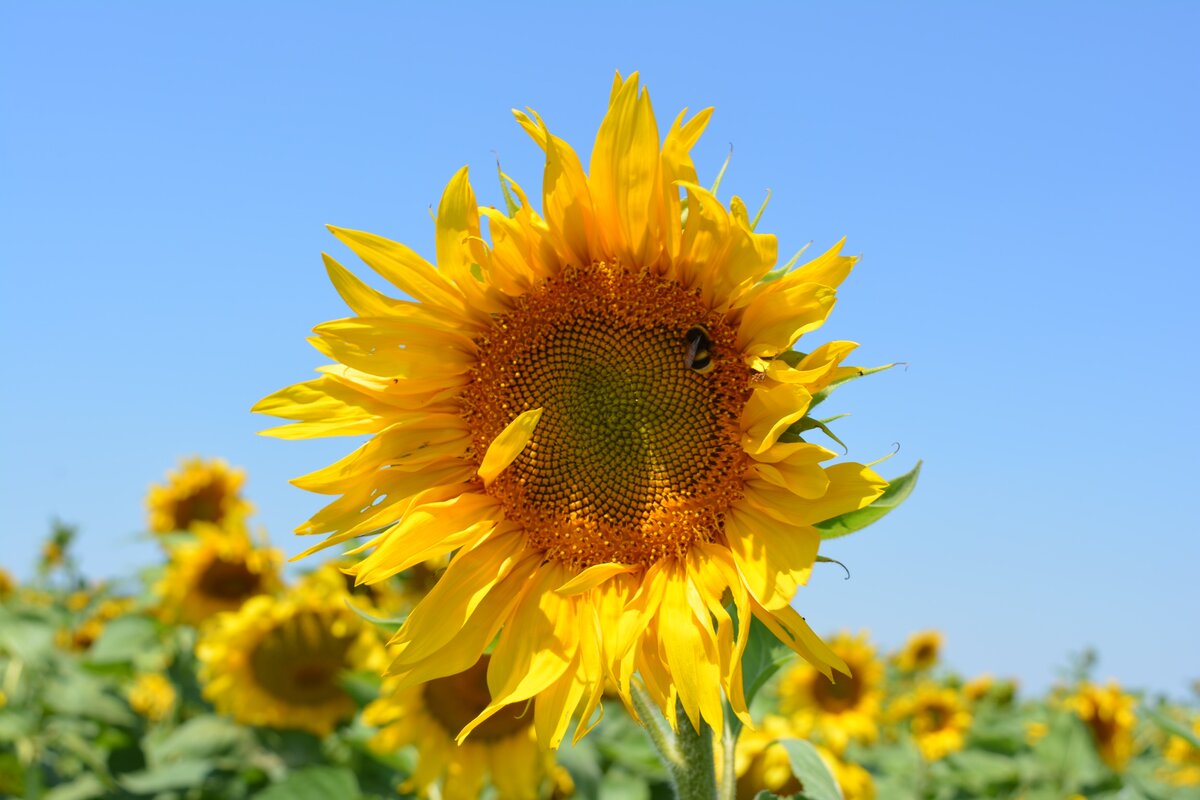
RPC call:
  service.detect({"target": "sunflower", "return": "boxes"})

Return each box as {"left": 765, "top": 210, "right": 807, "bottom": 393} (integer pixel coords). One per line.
{"left": 155, "top": 522, "right": 282, "bottom": 626}
{"left": 57, "top": 597, "right": 135, "bottom": 651}
{"left": 1160, "top": 716, "right": 1200, "bottom": 786}
{"left": 197, "top": 588, "right": 387, "bottom": 736}
{"left": 1064, "top": 681, "right": 1136, "bottom": 772}
{"left": 256, "top": 72, "right": 888, "bottom": 743}
{"left": 890, "top": 683, "right": 971, "bottom": 761}
{"left": 128, "top": 672, "right": 176, "bottom": 722}
{"left": 364, "top": 655, "right": 561, "bottom": 799}
{"left": 0, "top": 567, "right": 13, "bottom": 600}
{"left": 777, "top": 630, "right": 883, "bottom": 752}
{"left": 894, "top": 630, "right": 941, "bottom": 673}
{"left": 147, "top": 456, "right": 252, "bottom": 535}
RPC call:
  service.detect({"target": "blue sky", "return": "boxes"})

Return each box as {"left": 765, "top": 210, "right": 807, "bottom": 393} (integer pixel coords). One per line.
{"left": 2, "top": 3, "right": 1197, "bottom": 697}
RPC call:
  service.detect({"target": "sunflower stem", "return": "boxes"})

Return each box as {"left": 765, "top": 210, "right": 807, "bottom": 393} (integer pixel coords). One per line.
{"left": 630, "top": 682, "right": 717, "bottom": 800}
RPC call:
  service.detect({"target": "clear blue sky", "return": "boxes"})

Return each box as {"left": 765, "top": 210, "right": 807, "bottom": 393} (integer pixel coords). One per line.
{"left": 2, "top": 3, "right": 1197, "bottom": 697}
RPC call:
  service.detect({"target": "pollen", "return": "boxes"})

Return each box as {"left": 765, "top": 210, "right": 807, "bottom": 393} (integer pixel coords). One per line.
{"left": 464, "top": 263, "right": 750, "bottom": 570}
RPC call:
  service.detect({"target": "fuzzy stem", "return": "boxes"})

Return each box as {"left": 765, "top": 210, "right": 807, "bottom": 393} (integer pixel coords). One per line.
{"left": 630, "top": 683, "right": 717, "bottom": 800}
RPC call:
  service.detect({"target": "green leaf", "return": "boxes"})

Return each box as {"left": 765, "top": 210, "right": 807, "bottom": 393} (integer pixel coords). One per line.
{"left": 86, "top": 615, "right": 161, "bottom": 667}
{"left": 814, "top": 460, "right": 922, "bottom": 540}
{"left": 777, "top": 739, "right": 842, "bottom": 800}
{"left": 253, "top": 766, "right": 361, "bottom": 800}
{"left": 148, "top": 715, "right": 253, "bottom": 765}
{"left": 738, "top": 615, "right": 795, "bottom": 714}
{"left": 44, "top": 669, "right": 135, "bottom": 726}
{"left": 339, "top": 669, "right": 382, "bottom": 707}
{"left": 119, "top": 759, "right": 213, "bottom": 794}
{"left": 1144, "top": 705, "right": 1200, "bottom": 748}
{"left": 0, "top": 607, "right": 57, "bottom": 663}
{"left": 946, "top": 750, "right": 1020, "bottom": 795}
{"left": 44, "top": 774, "right": 107, "bottom": 800}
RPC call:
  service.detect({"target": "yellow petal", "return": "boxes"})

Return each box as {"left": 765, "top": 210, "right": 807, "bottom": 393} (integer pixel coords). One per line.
{"left": 322, "top": 253, "right": 407, "bottom": 317}
{"left": 327, "top": 225, "right": 466, "bottom": 315}
{"left": 589, "top": 72, "right": 662, "bottom": 268}
{"left": 724, "top": 506, "right": 820, "bottom": 610}
{"left": 557, "top": 562, "right": 638, "bottom": 596}
{"left": 736, "top": 278, "right": 837, "bottom": 358}
{"left": 478, "top": 407, "right": 543, "bottom": 486}
{"left": 741, "top": 382, "right": 812, "bottom": 455}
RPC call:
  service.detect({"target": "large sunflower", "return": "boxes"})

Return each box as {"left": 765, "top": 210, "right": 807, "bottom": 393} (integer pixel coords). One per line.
{"left": 777, "top": 630, "right": 883, "bottom": 753}
{"left": 197, "top": 588, "right": 388, "bottom": 736}
{"left": 147, "top": 456, "right": 252, "bottom": 535}
{"left": 256, "top": 72, "right": 887, "bottom": 744}
{"left": 155, "top": 522, "right": 282, "bottom": 626}
{"left": 363, "top": 656, "right": 562, "bottom": 799}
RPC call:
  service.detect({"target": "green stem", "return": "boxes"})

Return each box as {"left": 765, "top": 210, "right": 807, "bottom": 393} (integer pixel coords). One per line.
{"left": 630, "top": 682, "right": 717, "bottom": 800}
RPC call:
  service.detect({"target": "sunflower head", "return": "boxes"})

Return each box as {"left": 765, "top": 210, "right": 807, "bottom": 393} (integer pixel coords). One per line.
{"left": 197, "top": 587, "right": 387, "bottom": 736}
{"left": 155, "top": 521, "right": 282, "bottom": 626}
{"left": 1160, "top": 716, "right": 1200, "bottom": 786}
{"left": 891, "top": 683, "right": 972, "bottom": 761}
{"left": 363, "top": 656, "right": 558, "bottom": 800}
{"left": 777, "top": 630, "right": 883, "bottom": 752}
{"left": 894, "top": 630, "right": 942, "bottom": 673}
{"left": 128, "top": 672, "right": 176, "bottom": 722}
{"left": 1065, "top": 681, "right": 1137, "bottom": 771}
{"left": 257, "top": 72, "right": 891, "bottom": 744}
{"left": 147, "top": 456, "right": 252, "bottom": 535}
{"left": 728, "top": 715, "right": 805, "bottom": 800}
{"left": 0, "top": 568, "right": 13, "bottom": 600}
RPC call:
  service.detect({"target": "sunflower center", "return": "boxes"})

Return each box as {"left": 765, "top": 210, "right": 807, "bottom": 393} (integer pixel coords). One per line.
{"left": 197, "top": 557, "right": 262, "bottom": 601}
{"left": 465, "top": 264, "right": 750, "bottom": 570}
{"left": 812, "top": 671, "right": 865, "bottom": 714}
{"left": 250, "top": 609, "right": 355, "bottom": 706}
{"left": 173, "top": 482, "right": 226, "bottom": 529}
{"left": 422, "top": 656, "right": 532, "bottom": 741}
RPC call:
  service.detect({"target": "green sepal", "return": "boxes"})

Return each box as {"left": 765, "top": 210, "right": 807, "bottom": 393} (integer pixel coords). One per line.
{"left": 710, "top": 145, "right": 733, "bottom": 195}
{"left": 808, "top": 361, "right": 904, "bottom": 411}
{"left": 496, "top": 159, "right": 520, "bottom": 217}
{"left": 779, "top": 416, "right": 848, "bottom": 454}
{"left": 814, "top": 460, "right": 921, "bottom": 540}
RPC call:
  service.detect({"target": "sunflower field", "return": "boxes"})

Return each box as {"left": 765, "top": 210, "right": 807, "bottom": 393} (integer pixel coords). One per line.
{"left": 0, "top": 458, "right": 1196, "bottom": 800}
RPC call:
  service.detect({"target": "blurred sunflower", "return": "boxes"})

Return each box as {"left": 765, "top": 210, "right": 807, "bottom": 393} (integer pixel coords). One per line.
{"left": 364, "top": 655, "right": 560, "bottom": 799}
{"left": 128, "top": 672, "right": 176, "bottom": 722}
{"left": 1065, "top": 681, "right": 1136, "bottom": 771}
{"left": 256, "top": 72, "right": 886, "bottom": 744}
{"left": 147, "top": 456, "right": 252, "bottom": 535}
{"left": 777, "top": 630, "right": 883, "bottom": 752}
{"left": 156, "top": 522, "right": 282, "bottom": 626}
{"left": 894, "top": 630, "right": 941, "bottom": 673}
{"left": 891, "top": 683, "right": 971, "bottom": 761}
{"left": 198, "top": 589, "right": 387, "bottom": 736}
{"left": 0, "top": 567, "right": 13, "bottom": 600}
{"left": 1160, "top": 717, "right": 1200, "bottom": 786}
{"left": 57, "top": 597, "right": 134, "bottom": 651}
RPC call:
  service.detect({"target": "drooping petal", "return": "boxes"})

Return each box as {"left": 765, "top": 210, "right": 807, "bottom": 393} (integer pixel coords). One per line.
{"left": 478, "top": 408, "right": 543, "bottom": 486}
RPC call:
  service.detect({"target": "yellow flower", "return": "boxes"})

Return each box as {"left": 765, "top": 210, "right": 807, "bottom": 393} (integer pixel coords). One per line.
{"left": 0, "top": 567, "right": 13, "bottom": 600}
{"left": 256, "top": 72, "right": 887, "bottom": 744}
{"left": 364, "top": 655, "right": 561, "bottom": 799}
{"left": 894, "top": 630, "right": 942, "bottom": 673}
{"left": 128, "top": 673, "right": 176, "bottom": 722}
{"left": 891, "top": 683, "right": 972, "bottom": 761}
{"left": 59, "top": 597, "right": 135, "bottom": 651}
{"left": 155, "top": 522, "right": 282, "bottom": 626}
{"left": 147, "top": 456, "right": 252, "bottom": 535}
{"left": 963, "top": 674, "right": 994, "bottom": 703}
{"left": 1025, "top": 720, "right": 1049, "bottom": 746}
{"left": 1160, "top": 717, "right": 1200, "bottom": 786}
{"left": 1065, "top": 681, "right": 1136, "bottom": 772}
{"left": 777, "top": 631, "right": 883, "bottom": 752}
{"left": 197, "top": 588, "right": 387, "bottom": 736}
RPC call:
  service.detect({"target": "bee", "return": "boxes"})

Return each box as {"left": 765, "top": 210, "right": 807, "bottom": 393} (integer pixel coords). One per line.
{"left": 683, "top": 325, "right": 715, "bottom": 373}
